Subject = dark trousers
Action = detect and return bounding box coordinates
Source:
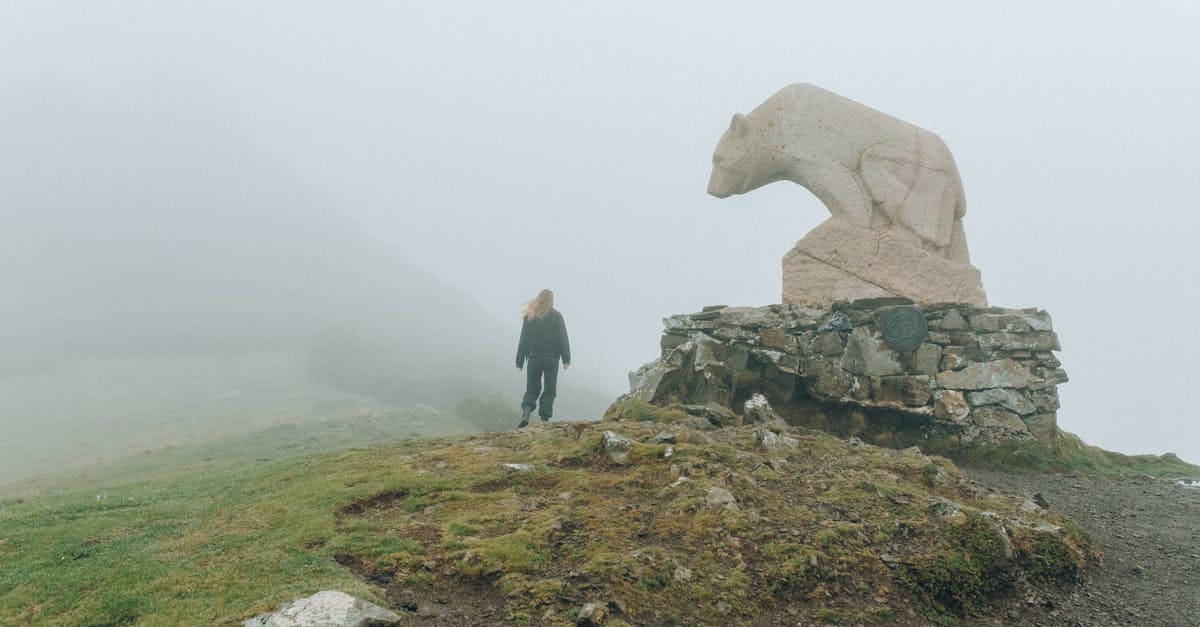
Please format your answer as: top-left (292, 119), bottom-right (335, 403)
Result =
top-left (522, 355), bottom-right (559, 418)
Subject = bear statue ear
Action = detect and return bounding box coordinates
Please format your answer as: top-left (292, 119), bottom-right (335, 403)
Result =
top-left (730, 113), bottom-right (749, 138)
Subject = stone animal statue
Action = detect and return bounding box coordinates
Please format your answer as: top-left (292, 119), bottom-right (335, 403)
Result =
top-left (707, 83), bottom-right (987, 306)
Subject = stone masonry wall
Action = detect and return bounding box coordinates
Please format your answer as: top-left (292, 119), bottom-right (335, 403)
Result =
top-left (627, 298), bottom-right (1067, 447)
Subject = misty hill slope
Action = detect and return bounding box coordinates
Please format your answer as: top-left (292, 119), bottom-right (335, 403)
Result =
top-left (0, 410), bottom-right (1103, 626)
top-left (0, 352), bottom-right (489, 486)
top-left (0, 81), bottom-right (609, 481)
top-left (0, 80), bottom-right (506, 384)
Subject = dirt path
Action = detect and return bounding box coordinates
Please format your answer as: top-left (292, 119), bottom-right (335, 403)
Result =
top-left (960, 466), bottom-right (1200, 627)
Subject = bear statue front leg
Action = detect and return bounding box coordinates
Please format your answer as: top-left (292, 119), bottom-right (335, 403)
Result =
top-left (791, 162), bottom-right (878, 228)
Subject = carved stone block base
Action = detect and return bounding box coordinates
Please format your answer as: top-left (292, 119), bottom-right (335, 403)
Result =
top-left (782, 218), bottom-right (988, 307)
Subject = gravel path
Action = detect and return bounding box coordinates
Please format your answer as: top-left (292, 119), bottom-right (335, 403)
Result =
top-left (960, 466), bottom-right (1200, 627)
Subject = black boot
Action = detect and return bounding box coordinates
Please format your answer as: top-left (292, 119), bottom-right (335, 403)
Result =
top-left (517, 407), bottom-right (532, 429)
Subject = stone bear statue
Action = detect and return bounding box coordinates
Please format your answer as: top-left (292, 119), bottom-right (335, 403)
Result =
top-left (708, 83), bottom-right (987, 306)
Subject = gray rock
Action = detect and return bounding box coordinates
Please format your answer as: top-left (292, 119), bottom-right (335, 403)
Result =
top-left (969, 313), bottom-right (1033, 333)
top-left (665, 476), bottom-right (693, 490)
top-left (844, 327), bottom-right (904, 376)
top-left (808, 330), bottom-right (846, 356)
top-left (1034, 351), bottom-right (1061, 368)
top-left (633, 303), bottom-right (1064, 453)
top-left (576, 602), bottom-right (608, 626)
top-left (876, 376), bottom-right (934, 407)
top-left (926, 331), bottom-right (952, 345)
top-left (940, 348), bottom-right (970, 371)
top-left (601, 431), bottom-right (637, 465)
top-left (244, 590), bottom-right (401, 627)
top-left (936, 309), bottom-right (967, 330)
top-left (751, 349), bottom-right (785, 366)
top-left (660, 333), bottom-right (690, 350)
top-left (680, 403), bottom-right (740, 427)
top-left (1025, 413), bottom-right (1058, 443)
top-left (977, 331), bottom-right (1061, 351)
top-left (968, 314), bottom-right (1000, 332)
top-left (758, 327), bottom-right (790, 349)
top-left (744, 394), bottom-right (787, 428)
top-left (680, 415), bottom-right (716, 431)
top-left (936, 359), bottom-right (1035, 390)
top-left (758, 429), bottom-right (800, 453)
top-left (1020, 497), bottom-right (1044, 513)
top-left (1029, 388), bottom-right (1061, 412)
top-left (819, 311), bottom-right (852, 332)
top-left (718, 306), bottom-right (783, 328)
top-left (1021, 310), bottom-right (1054, 331)
top-left (704, 486), bottom-right (737, 509)
top-left (945, 331), bottom-right (980, 348)
top-left (664, 344), bottom-right (688, 368)
top-left (663, 314), bottom-right (716, 330)
top-left (971, 406), bottom-right (1029, 433)
top-left (803, 355), bottom-right (854, 399)
top-left (502, 463), bottom-right (534, 473)
top-left (723, 345), bottom-right (751, 371)
top-left (978, 512), bottom-right (1016, 558)
top-left (851, 296), bottom-right (915, 309)
top-left (627, 362), bottom-right (675, 402)
top-left (911, 343), bottom-right (942, 375)
top-left (691, 333), bottom-right (729, 371)
top-left (1028, 367), bottom-right (1069, 390)
top-left (928, 497), bottom-right (966, 521)
top-left (647, 431), bottom-right (677, 445)
top-left (967, 388), bottom-right (1037, 415)
top-left (712, 325), bottom-right (758, 343)
top-left (933, 390), bottom-right (971, 422)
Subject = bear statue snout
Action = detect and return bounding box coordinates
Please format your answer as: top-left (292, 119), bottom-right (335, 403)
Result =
top-left (707, 167), bottom-right (735, 198)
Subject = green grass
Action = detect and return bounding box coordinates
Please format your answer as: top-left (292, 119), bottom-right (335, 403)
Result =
top-left (0, 438), bottom-right (438, 624)
top-left (931, 430), bottom-right (1200, 478)
top-left (1, 410), bottom-right (471, 498)
top-left (0, 409), bottom-right (1098, 625)
top-left (600, 398), bottom-right (693, 423)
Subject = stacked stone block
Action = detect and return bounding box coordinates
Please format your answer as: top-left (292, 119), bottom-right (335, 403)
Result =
top-left (628, 298), bottom-right (1066, 446)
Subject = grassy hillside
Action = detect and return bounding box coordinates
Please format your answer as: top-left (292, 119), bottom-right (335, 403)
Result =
top-left (930, 430), bottom-right (1200, 479)
top-left (0, 352), bottom-right (490, 489)
top-left (0, 407), bottom-right (1099, 626)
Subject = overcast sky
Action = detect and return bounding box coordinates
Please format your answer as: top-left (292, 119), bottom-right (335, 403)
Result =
top-left (3, 2), bottom-right (1197, 462)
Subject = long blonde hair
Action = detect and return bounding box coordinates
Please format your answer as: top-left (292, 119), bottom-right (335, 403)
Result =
top-left (522, 289), bottom-right (554, 320)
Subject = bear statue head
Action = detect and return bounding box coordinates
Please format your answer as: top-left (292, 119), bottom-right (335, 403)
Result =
top-left (707, 112), bottom-right (788, 198)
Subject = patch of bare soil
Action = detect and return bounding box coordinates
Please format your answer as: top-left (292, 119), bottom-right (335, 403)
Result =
top-left (332, 550), bottom-right (514, 624)
top-left (960, 467), bottom-right (1200, 627)
top-left (336, 489), bottom-right (410, 517)
top-left (385, 580), bottom-right (513, 626)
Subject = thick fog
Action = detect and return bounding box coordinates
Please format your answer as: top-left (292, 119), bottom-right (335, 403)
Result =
top-left (3, 3), bottom-right (1199, 477)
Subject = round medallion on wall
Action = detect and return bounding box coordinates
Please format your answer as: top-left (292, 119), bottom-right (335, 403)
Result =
top-left (881, 306), bottom-right (928, 352)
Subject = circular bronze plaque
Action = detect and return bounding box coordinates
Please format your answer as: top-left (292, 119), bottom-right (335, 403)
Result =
top-left (881, 307), bottom-right (928, 352)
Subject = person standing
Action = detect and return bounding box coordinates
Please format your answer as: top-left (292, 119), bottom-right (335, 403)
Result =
top-left (515, 289), bottom-right (570, 427)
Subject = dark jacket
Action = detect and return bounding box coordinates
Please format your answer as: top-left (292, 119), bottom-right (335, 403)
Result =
top-left (516, 309), bottom-right (570, 366)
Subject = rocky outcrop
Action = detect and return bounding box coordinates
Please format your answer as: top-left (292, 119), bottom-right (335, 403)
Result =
top-left (626, 299), bottom-right (1066, 446)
